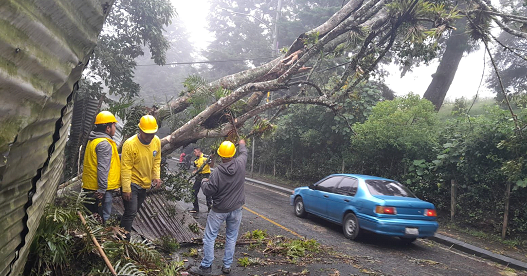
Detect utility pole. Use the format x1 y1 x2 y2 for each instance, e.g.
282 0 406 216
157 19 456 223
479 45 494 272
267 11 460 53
272 0 282 57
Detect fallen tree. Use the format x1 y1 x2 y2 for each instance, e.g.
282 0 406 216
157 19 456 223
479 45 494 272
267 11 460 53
156 0 460 153
151 0 527 155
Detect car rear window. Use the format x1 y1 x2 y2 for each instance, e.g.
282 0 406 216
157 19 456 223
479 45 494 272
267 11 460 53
365 180 416 197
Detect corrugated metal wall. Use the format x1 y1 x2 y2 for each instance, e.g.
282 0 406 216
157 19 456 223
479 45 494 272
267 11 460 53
0 1 112 275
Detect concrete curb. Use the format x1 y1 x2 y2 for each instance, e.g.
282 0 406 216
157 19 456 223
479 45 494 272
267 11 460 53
429 234 527 271
245 177 527 271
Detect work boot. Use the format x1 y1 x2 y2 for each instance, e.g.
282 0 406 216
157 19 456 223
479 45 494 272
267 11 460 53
221 266 231 274
189 265 212 275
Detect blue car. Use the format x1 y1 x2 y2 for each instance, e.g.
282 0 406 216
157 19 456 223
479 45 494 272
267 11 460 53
290 174 438 243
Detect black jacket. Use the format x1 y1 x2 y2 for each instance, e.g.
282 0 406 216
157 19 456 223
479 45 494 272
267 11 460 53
202 144 247 213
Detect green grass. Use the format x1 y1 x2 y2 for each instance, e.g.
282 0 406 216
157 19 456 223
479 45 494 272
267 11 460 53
440 221 527 249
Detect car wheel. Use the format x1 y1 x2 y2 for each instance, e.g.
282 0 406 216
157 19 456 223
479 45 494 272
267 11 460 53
294 197 307 218
343 213 360 240
400 237 417 244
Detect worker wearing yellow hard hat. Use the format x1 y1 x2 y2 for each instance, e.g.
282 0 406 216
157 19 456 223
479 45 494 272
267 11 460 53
120 115 162 240
82 111 120 224
190 146 214 213
217 140 236 158
190 139 247 275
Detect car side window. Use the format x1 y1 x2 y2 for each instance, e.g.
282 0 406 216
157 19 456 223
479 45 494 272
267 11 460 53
365 180 416 197
316 176 343 193
336 177 358 196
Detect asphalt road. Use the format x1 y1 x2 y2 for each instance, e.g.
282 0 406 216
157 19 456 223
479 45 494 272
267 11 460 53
223 181 525 276
183 179 526 275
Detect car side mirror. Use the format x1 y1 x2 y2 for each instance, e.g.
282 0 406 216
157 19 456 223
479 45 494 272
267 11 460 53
309 184 316 190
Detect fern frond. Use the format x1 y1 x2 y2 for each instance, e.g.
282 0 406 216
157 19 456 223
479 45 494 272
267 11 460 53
124 240 163 266
183 75 208 93
104 261 146 276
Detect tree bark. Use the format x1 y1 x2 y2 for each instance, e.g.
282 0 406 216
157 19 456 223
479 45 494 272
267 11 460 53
451 179 456 222
502 182 511 239
423 19 470 110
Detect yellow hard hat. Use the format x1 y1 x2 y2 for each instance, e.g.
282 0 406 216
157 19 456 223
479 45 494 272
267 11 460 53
138 115 158 133
94 111 117 124
217 141 236 158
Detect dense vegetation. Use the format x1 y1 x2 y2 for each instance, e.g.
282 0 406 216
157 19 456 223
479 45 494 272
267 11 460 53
252 95 527 237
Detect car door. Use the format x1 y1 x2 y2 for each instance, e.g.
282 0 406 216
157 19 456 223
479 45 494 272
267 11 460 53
304 176 343 217
326 177 359 223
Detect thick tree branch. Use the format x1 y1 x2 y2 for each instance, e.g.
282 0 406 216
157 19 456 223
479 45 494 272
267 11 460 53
350 26 398 89
477 10 527 24
334 30 378 92
278 0 391 85
471 0 527 39
287 0 366 55
159 57 282 116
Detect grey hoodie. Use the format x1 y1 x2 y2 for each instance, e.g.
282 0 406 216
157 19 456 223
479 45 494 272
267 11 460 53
202 144 247 213
87 131 114 193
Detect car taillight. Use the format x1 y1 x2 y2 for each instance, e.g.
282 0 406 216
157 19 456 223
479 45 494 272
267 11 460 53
375 206 397 215
425 209 437 217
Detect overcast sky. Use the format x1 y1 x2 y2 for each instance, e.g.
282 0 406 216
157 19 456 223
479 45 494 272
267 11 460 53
172 0 495 101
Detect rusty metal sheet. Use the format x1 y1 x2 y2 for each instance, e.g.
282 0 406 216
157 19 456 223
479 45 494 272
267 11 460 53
0 1 113 275
113 192 202 244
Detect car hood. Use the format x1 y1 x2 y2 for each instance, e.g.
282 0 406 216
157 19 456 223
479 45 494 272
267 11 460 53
373 195 435 209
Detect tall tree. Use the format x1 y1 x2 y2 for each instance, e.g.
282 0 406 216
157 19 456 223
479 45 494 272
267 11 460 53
411 0 527 110
86 0 175 106
65 0 175 177
423 17 472 110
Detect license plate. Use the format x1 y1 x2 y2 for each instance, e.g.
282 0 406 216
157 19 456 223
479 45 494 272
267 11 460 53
405 227 419 235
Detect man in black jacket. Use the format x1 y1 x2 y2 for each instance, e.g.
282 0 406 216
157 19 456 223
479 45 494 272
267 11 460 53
190 140 247 275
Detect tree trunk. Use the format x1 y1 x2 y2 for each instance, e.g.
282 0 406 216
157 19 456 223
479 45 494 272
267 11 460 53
450 179 456 222
273 157 276 177
423 19 470 110
502 182 511 239
290 139 294 179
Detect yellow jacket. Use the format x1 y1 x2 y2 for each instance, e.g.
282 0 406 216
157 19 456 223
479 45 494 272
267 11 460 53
194 153 211 174
121 134 161 192
82 135 121 191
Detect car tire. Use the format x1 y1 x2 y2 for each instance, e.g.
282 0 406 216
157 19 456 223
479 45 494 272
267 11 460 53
294 197 307 218
343 213 360 240
400 237 417 244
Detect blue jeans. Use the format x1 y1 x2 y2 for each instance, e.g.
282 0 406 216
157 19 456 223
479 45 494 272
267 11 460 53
201 208 243 268
101 190 114 222
82 189 115 223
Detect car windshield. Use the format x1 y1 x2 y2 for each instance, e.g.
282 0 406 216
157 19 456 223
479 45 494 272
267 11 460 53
365 180 416 197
